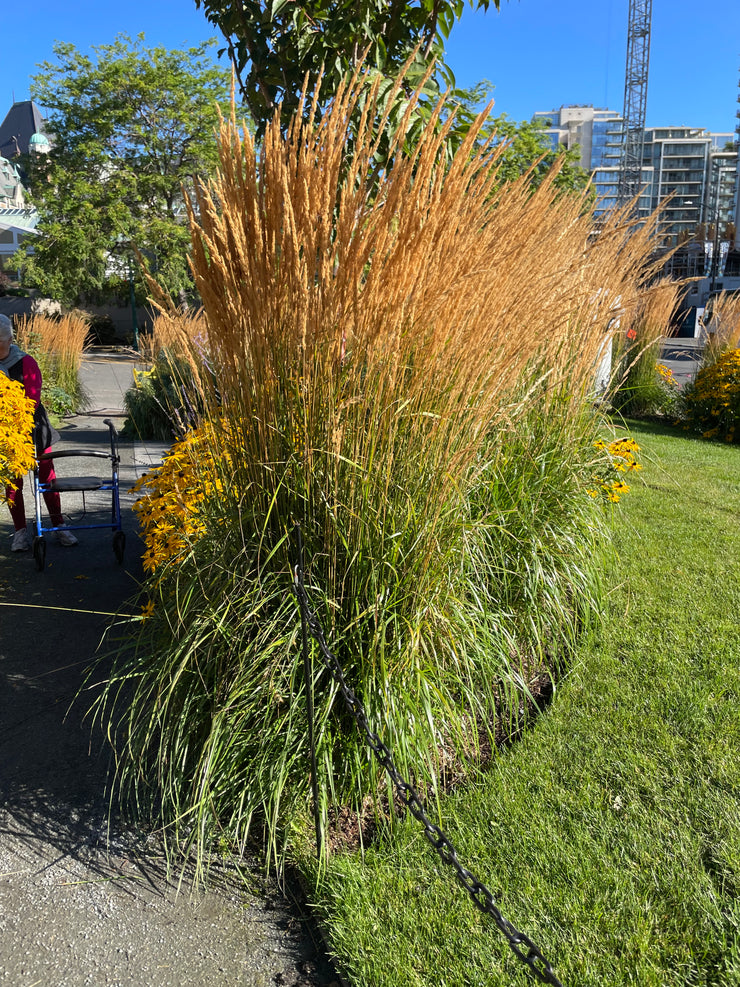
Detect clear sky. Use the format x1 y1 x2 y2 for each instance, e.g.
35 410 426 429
3 0 740 135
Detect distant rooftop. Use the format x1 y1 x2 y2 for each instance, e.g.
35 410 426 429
0 207 39 233
0 100 48 158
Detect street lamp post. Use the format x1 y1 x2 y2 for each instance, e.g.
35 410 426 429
114 234 139 352
126 255 139 352
709 212 721 297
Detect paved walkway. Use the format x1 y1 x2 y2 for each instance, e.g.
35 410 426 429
0 351 337 987
658 335 704 389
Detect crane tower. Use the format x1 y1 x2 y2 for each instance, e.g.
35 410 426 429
616 0 653 207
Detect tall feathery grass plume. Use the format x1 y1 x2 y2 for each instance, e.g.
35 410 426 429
611 278 684 417
95 67 665 869
701 290 740 362
138 309 209 369
15 313 90 414
121 310 211 440
15 312 90 372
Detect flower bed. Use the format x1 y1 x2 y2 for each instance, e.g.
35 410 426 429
684 348 740 442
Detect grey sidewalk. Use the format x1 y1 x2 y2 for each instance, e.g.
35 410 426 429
0 351 337 987
658 336 704 389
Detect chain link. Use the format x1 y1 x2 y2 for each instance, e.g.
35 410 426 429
293 563 564 987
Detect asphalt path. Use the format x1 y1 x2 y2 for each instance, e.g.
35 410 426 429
0 351 338 987
658 335 704 388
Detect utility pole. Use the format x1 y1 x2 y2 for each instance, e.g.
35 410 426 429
616 0 653 209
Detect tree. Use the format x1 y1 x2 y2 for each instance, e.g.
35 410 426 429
194 2 588 195
20 35 233 306
442 82 591 195
488 118 591 196
195 0 501 137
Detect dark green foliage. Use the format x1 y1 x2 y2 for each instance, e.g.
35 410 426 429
195 0 589 195
20 36 232 306
122 352 202 441
197 0 500 138
45 384 77 418
86 315 118 346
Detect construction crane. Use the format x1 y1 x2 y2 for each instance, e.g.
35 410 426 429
616 0 653 208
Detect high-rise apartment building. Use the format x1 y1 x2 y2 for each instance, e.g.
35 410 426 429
534 106 740 244
532 105 624 169
641 127 737 240
532 105 652 217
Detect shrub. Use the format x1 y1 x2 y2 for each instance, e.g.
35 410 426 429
94 72 663 867
684 348 740 442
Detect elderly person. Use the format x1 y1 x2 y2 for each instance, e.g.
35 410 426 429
0 313 77 551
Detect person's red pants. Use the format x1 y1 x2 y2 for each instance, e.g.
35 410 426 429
5 450 63 530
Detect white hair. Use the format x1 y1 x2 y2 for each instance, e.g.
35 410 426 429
0 313 12 340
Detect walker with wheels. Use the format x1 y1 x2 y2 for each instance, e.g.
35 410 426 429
31 418 125 572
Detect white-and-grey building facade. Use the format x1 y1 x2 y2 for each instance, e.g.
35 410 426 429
0 101 49 274
534 105 740 247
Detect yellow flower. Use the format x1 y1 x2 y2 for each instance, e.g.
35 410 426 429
133 420 235 572
588 434 642 506
0 375 36 490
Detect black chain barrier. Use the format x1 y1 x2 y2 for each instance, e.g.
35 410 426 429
291 532 564 987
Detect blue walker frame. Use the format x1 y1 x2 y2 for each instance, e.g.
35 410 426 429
31 417 125 571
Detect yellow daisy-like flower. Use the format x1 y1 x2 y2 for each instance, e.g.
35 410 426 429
133 420 235 573
588 434 642 506
0 375 36 493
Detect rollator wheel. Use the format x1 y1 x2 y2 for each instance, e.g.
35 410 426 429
113 530 125 564
33 536 46 572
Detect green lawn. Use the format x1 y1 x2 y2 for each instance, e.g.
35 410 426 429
303 421 740 986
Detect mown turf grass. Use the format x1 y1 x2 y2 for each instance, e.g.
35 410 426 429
302 421 740 986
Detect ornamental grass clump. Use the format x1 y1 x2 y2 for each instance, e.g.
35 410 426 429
611 279 683 417
701 290 740 362
122 311 211 440
96 69 663 866
15 313 90 416
138 309 208 367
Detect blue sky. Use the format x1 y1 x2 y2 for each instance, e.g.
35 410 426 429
3 0 740 135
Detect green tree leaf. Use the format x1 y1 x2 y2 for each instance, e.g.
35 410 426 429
195 0 500 137
23 35 233 306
